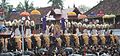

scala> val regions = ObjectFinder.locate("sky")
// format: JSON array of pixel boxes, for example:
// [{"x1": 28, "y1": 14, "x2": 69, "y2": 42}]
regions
[{"x1": 1, "y1": 0, "x2": 100, "y2": 8}]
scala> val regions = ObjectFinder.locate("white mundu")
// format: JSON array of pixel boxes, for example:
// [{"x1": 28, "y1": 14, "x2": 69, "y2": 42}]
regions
[
  {"x1": 87, "y1": 30, "x2": 91, "y2": 36},
  {"x1": 92, "y1": 29, "x2": 98, "y2": 35},
  {"x1": 45, "y1": 25, "x2": 50, "y2": 35},
  {"x1": 26, "y1": 29, "x2": 31, "y2": 36},
  {"x1": 15, "y1": 28, "x2": 21, "y2": 36}
]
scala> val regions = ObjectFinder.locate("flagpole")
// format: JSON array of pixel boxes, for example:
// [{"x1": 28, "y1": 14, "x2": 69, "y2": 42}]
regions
[{"x1": 21, "y1": 21, "x2": 25, "y2": 55}]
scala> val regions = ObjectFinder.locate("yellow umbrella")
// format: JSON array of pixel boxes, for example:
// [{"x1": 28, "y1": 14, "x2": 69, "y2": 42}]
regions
[
  {"x1": 102, "y1": 15, "x2": 110, "y2": 19},
  {"x1": 67, "y1": 12, "x2": 77, "y2": 16},
  {"x1": 31, "y1": 9, "x2": 41, "y2": 15},
  {"x1": 109, "y1": 14, "x2": 116, "y2": 18},
  {"x1": 102, "y1": 14, "x2": 116, "y2": 24}
]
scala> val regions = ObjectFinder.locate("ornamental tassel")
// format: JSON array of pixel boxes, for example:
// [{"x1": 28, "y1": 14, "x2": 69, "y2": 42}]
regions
[
  {"x1": 92, "y1": 34, "x2": 98, "y2": 45},
  {"x1": 34, "y1": 34, "x2": 41, "y2": 47},
  {"x1": 73, "y1": 34, "x2": 79, "y2": 47},
  {"x1": 25, "y1": 36, "x2": 32, "y2": 49},
  {"x1": 110, "y1": 34, "x2": 115, "y2": 44},
  {"x1": 65, "y1": 35, "x2": 70, "y2": 47},
  {"x1": 56, "y1": 38, "x2": 62, "y2": 47},
  {"x1": 101, "y1": 35, "x2": 106, "y2": 45},
  {"x1": 83, "y1": 33, "x2": 89, "y2": 45},
  {"x1": 15, "y1": 36, "x2": 22, "y2": 50},
  {"x1": 44, "y1": 35, "x2": 50, "y2": 47}
]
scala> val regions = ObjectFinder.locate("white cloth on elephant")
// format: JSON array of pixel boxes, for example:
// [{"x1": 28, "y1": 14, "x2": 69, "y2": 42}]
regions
[
  {"x1": 15, "y1": 28, "x2": 21, "y2": 36},
  {"x1": 26, "y1": 29, "x2": 31, "y2": 36}
]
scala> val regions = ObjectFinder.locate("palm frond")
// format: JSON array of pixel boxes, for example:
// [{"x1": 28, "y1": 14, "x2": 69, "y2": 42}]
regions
[
  {"x1": 16, "y1": 0, "x2": 34, "y2": 11},
  {"x1": 48, "y1": 0, "x2": 63, "y2": 8},
  {"x1": 2, "y1": 0, "x2": 6, "y2": 3},
  {"x1": 48, "y1": 0, "x2": 53, "y2": 4}
]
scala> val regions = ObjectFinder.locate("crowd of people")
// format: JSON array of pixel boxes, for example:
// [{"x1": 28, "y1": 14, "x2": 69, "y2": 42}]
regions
[{"x1": 0, "y1": 19, "x2": 120, "y2": 56}]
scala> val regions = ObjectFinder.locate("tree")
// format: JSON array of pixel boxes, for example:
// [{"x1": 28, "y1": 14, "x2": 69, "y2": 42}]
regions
[
  {"x1": 1, "y1": 0, "x2": 9, "y2": 9},
  {"x1": 48, "y1": 0, "x2": 63, "y2": 9},
  {"x1": 78, "y1": 5, "x2": 90, "y2": 13},
  {"x1": 0, "y1": 0, "x2": 12, "y2": 19},
  {"x1": 16, "y1": 0, "x2": 34, "y2": 11}
]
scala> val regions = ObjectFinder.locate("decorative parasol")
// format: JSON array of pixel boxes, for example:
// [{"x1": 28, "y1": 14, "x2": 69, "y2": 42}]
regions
[
  {"x1": 102, "y1": 15, "x2": 110, "y2": 19},
  {"x1": 78, "y1": 14, "x2": 87, "y2": 19},
  {"x1": 20, "y1": 11, "x2": 30, "y2": 16},
  {"x1": 31, "y1": 9, "x2": 41, "y2": 15},
  {"x1": 67, "y1": 12, "x2": 77, "y2": 16},
  {"x1": 109, "y1": 14, "x2": 116, "y2": 18},
  {"x1": 102, "y1": 14, "x2": 116, "y2": 24},
  {"x1": 97, "y1": 10, "x2": 104, "y2": 17}
]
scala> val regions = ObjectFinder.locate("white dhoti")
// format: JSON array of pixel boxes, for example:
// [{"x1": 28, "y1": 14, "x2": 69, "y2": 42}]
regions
[
  {"x1": 15, "y1": 28, "x2": 21, "y2": 36},
  {"x1": 26, "y1": 29, "x2": 31, "y2": 36}
]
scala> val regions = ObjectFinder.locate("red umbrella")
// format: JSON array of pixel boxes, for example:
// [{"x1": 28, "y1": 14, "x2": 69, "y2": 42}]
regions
[
  {"x1": 20, "y1": 11, "x2": 30, "y2": 16},
  {"x1": 97, "y1": 10, "x2": 104, "y2": 16},
  {"x1": 78, "y1": 14, "x2": 87, "y2": 19}
]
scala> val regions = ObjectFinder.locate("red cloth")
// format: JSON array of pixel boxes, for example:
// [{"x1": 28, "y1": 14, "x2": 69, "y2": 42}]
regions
[{"x1": 84, "y1": 46, "x2": 86, "y2": 56}]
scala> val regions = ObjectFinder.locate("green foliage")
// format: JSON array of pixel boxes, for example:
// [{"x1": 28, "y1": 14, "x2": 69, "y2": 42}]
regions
[
  {"x1": 78, "y1": 5, "x2": 90, "y2": 13},
  {"x1": 0, "y1": 0, "x2": 13, "y2": 19},
  {"x1": 16, "y1": 0, "x2": 34, "y2": 11},
  {"x1": 48, "y1": 0, "x2": 63, "y2": 9}
]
